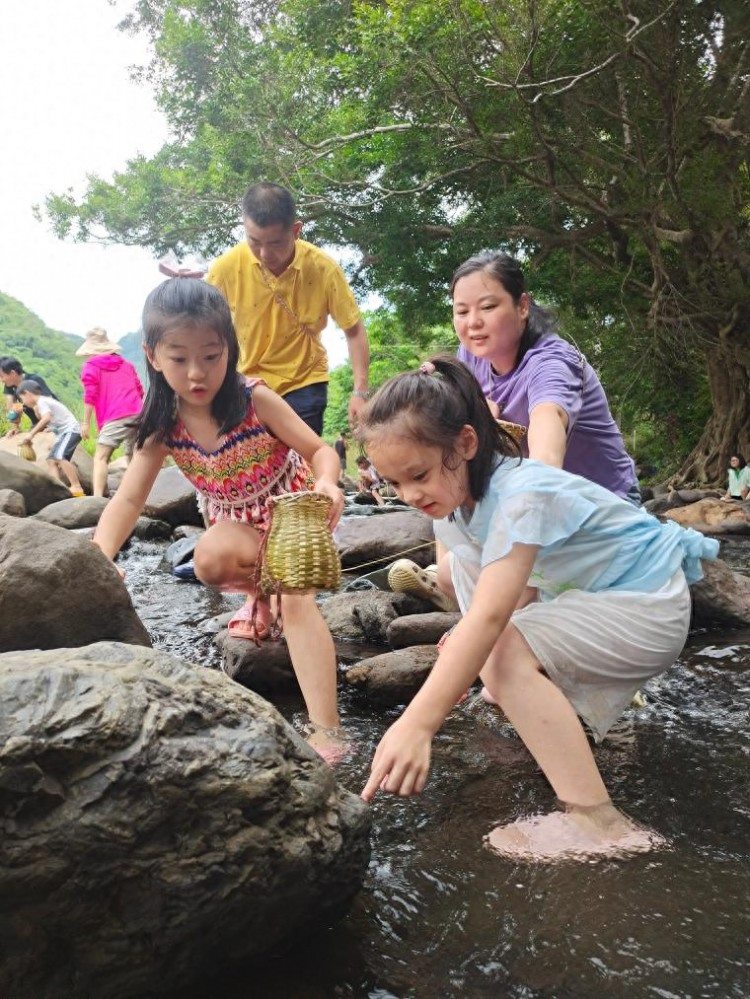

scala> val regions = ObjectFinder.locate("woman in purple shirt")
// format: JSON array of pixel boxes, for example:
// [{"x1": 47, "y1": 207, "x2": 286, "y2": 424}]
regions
[{"x1": 452, "y1": 251, "x2": 639, "y2": 503}]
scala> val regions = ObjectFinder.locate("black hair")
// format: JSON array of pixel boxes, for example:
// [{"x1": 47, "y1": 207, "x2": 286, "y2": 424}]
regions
[
  {"x1": 0, "y1": 357, "x2": 24, "y2": 376},
  {"x1": 359, "y1": 354, "x2": 520, "y2": 504},
  {"x1": 17, "y1": 379, "x2": 43, "y2": 396},
  {"x1": 730, "y1": 454, "x2": 747, "y2": 469},
  {"x1": 241, "y1": 182, "x2": 296, "y2": 229},
  {"x1": 450, "y1": 251, "x2": 557, "y2": 365},
  {"x1": 135, "y1": 278, "x2": 246, "y2": 448}
]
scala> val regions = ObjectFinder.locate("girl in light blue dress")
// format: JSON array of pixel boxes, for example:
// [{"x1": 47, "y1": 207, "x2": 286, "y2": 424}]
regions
[{"x1": 359, "y1": 355, "x2": 718, "y2": 862}]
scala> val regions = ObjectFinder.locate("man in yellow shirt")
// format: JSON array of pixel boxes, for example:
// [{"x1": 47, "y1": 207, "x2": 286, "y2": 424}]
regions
[{"x1": 206, "y1": 183, "x2": 370, "y2": 433}]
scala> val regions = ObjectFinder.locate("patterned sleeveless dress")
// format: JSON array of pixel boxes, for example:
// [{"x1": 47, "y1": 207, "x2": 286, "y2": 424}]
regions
[{"x1": 167, "y1": 378, "x2": 314, "y2": 530}]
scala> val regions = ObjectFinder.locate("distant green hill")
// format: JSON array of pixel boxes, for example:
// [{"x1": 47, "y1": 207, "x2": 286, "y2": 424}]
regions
[
  {"x1": 0, "y1": 292, "x2": 84, "y2": 415},
  {"x1": 118, "y1": 330, "x2": 148, "y2": 383}
]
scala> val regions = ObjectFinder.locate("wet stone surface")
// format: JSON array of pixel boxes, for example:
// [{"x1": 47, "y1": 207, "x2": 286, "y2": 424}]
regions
[{"x1": 121, "y1": 537, "x2": 750, "y2": 999}]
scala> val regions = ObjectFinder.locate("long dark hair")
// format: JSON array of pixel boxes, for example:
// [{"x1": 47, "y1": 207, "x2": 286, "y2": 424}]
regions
[
  {"x1": 134, "y1": 278, "x2": 246, "y2": 447},
  {"x1": 359, "y1": 354, "x2": 520, "y2": 505},
  {"x1": 450, "y1": 251, "x2": 557, "y2": 365},
  {"x1": 730, "y1": 454, "x2": 747, "y2": 469}
]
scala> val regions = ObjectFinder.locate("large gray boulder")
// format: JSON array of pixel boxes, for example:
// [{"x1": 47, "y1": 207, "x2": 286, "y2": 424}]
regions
[
  {"x1": 143, "y1": 465, "x2": 204, "y2": 527},
  {"x1": 0, "y1": 515, "x2": 150, "y2": 651},
  {"x1": 0, "y1": 451, "x2": 70, "y2": 513},
  {"x1": 0, "y1": 642, "x2": 370, "y2": 998},
  {"x1": 334, "y1": 509, "x2": 434, "y2": 570}
]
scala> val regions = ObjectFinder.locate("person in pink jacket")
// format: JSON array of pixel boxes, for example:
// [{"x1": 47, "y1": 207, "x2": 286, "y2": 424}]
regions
[{"x1": 76, "y1": 327, "x2": 144, "y2": 496}]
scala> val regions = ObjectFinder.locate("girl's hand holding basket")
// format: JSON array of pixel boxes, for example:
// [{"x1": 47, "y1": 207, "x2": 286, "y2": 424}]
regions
[{"x1": 313, "y1": 476, "x2": 345, "y2": 529}]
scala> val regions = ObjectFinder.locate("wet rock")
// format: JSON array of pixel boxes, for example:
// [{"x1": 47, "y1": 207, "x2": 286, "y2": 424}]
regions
[
  {"x1": 131, "y1": 517, "x2": 173, "y2": 541},
  {"x1": 691, "y1": 558, "x2": 750, "y2": 628},
  {"x1": 665, "y1": 499, "x2": 750, "y2": 535},
  {"x1": 33, "y1": 495, "x2": 109, "y2": 529},
  {"x1": 387, "y1": 612, "x2": 461, "y2": 649},
  {"x1": 0, "y1": 642, "x2": 370, "y2": 999},
  {"x1": 345, "y1": 645, "x2": 438, "y2": 705},
  {"x1": 0, "y1": 451, "x2": 70, "y2": 513},
  {"x1": 173, "y1": 524, "x2": 205, "y2": 540},
  {"x1": 143, "y1": 465, "x2": 204, "y2": 527},
  {"x1": 334, "y1": 509, "x2": 434, "y2": 570},
  {"x1": 214, "y1": 627, "x2": 297, "y2": 692},
  {"x1": 165, "y1": 533, "x2": 200, "y2": 567},
  {"x1": 0, "y1": 515, "x2": 151, "y2": 652},
  {"x1": 0, "y1": 488, "x2": 25, "y2": 517},
  {"x1": 320, "y1": 590, "x2": 432, "y2": 644},
  {"x1": 644, "y1": 488, "x2": 722, "y2": 516}
]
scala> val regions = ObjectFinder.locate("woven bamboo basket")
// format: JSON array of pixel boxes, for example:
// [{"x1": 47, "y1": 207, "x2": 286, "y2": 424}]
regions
[
  {"x1": 260, "y1": 491, "x2": 341, "y2": 595},
  {"x1": 497, "y1": 419, "x2": 527, "y2": 445},
  {"x1": 17, "y1": 442, "x2": 36, "y2": 462}
]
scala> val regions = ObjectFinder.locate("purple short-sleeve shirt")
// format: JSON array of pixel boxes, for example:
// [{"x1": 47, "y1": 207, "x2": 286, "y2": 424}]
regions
[{"x1": 457, "y1": 335, "x2": 637, "y2": 499}]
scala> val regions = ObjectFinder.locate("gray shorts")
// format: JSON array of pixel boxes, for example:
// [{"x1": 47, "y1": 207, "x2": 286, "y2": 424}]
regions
[
  {"x1": 98, "y1": 417, "x2": 137, "y2": 453},
  {"x1": 449, "y1": 553, "x2": 691, "y2": 741}
]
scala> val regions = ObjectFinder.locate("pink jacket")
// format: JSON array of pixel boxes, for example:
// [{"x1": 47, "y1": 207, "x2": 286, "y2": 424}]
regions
[{"x1": 80, "y1": 355, "x2": 144, "y2": 428}]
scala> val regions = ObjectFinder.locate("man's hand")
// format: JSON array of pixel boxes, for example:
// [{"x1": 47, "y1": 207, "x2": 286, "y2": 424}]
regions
[
  {"x1": 361, "y1": 716, "x2": 433, "y2": 802},
  {"x1": 348, "y1": 392, "x2": 367, "y2": 427}
]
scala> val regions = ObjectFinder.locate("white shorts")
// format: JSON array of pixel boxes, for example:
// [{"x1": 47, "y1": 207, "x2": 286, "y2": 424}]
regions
[{"x1": 449, "y1": 555, "x2": 691, "y2": 741}]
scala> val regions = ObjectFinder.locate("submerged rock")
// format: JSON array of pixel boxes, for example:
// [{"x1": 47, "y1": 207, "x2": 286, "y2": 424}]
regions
[
  {"x1": 0, "y1": 642, "x2": 371, "y2": 999},
  {"x1": 0, "y1": 515, "x2": 151, "y2": 652},
  {"x1": 345, "y1": 645, "x2": 439, "y2": 705}
]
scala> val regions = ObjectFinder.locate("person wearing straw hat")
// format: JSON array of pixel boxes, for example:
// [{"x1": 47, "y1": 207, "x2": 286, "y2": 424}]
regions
[{"x1": 76, "y1": 327, "x2": 144, "y2": 497}]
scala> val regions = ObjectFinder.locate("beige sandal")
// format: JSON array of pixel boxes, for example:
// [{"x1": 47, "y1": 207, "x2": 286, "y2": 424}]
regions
[{"x1": 387, "y1": 559, "x2": 458, "y2": 612}]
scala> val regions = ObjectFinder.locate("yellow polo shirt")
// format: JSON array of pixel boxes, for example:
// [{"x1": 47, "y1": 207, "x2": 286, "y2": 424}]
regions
[{"x1": 206, "y1": 239, "x2": 361, "y2": 396}]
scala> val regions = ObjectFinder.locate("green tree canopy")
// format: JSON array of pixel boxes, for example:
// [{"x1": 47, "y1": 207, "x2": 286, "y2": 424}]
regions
[{"x1": 45, "y1": 0, "x2": 750, "y2": 482}]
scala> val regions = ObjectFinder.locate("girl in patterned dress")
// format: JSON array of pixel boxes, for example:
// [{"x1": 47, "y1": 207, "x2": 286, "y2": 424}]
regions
[{"x1": 93, "y1": 278, "x2": 347, "y2": 761}]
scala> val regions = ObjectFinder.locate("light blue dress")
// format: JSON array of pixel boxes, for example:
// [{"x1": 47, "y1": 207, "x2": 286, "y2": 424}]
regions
[{"x1": 435, "y1": 459, "x2": 719, "y2": 739}]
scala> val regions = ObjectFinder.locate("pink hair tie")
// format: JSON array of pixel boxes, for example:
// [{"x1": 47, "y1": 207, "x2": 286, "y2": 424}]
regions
[{"x1": 419, "y1": 361, "x2": 436, "y2": 375}]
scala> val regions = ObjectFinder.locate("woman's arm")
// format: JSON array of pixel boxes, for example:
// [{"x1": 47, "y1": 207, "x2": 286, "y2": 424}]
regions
[
  {"x1": 526, "y1": 402, "x2": 569, "y2": 468},
  {"x1": 252, "y1": 384, "x2": 344, "y2": 526},
  {"x1": 362, "y1": 542, "x2": 539, "y2": 800},
  {"x1": 92, "y1": 439, "x2": 168, "y2": 559}
]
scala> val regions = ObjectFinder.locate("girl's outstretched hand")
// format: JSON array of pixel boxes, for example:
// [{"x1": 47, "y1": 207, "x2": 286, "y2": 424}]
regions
[
  {"x1": 314, "y1": 478, "x2": 345, "y2": 528},
  {"x1": 361, "y1": 717, "x2": 433, "y2": 802}
]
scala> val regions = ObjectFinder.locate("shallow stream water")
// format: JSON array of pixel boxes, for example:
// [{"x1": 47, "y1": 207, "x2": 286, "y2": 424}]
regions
[{"x1": 120, "y1": 536, "x2": 750, "y2": 999}]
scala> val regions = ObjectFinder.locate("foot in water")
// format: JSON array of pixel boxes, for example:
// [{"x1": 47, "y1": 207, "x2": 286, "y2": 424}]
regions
[
  {"x1": 485, "y1": 800, "x2": 666, "y2": 862},
  {"x1": 305, "y1": 723, "x2": 353, "y2": 766},
  {"x1": 227, "y1": 598, "x2": 273, "y2": 642}
]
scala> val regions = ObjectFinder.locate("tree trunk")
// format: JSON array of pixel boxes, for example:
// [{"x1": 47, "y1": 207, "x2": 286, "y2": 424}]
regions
[{"x1": 670, "y1": 340, "x2": 750, "y2": 487}]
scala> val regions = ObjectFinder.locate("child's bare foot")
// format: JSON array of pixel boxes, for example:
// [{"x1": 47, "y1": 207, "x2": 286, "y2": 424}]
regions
[
  {"x1": 228, "y1": 598, "x2": 273, "y2": 642},
  {"x1": 485, "y1": 800, "x2": 666, "y2": 863},
  {"x1": 304, "y1": 723, "x2": 353, "y2": 766}
]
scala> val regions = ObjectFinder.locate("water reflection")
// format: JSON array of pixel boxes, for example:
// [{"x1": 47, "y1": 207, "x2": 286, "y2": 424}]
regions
[{"x1": 122, "y1": 537, "x2": 750, "y2": 998}]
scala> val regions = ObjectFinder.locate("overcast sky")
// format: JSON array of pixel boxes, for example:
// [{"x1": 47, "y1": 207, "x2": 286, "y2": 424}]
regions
[{"x1": 0, "y1": 0, "x2": 350, "y2": 364}]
